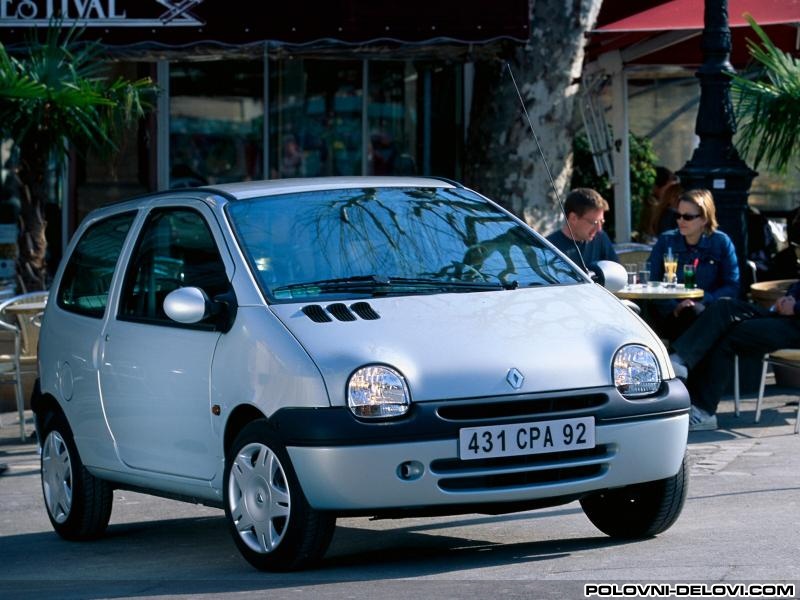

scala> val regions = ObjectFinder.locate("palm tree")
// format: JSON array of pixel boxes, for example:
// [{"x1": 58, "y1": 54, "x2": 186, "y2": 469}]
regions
[
  {"x1": 0, "y1": 25, "x2": 156, "y2": 291},
  {"x1": 731, "y1": 15, "x2": 800, "y2": 174}
]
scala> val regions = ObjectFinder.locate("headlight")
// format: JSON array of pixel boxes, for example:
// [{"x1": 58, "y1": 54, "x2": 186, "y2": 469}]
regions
[
  {"x1": 347, "y1": 365, "x2": 410, "y2": 418},
  {"x1": 613, "y1": 344, "x2": 661, "y2": 397}
]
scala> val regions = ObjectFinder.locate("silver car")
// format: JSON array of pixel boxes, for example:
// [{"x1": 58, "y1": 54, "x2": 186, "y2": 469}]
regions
[{"x1": 34, "y1": 176, "x2": 689, "y2": 571}]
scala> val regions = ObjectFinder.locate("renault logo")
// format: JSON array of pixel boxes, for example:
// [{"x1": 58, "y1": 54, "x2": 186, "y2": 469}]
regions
[{"x1": 506, "y1": 368, "x2": 524, "y2": 390}]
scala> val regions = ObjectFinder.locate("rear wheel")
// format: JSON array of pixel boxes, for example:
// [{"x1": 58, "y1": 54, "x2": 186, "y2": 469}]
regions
[
  {"x1": 40, "y1": 413, "x2": 113, "y2": 540},
  {"x1": 224, "y1": 420, "x2": 336, "y2": 571},
  {"x1": 580, "y1": 452, "x2": 688, "y2": 538}
]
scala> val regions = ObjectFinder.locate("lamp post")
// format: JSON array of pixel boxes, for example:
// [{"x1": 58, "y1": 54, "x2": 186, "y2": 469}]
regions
[{"x1": 676, "y1": 0, "x2": 756, "y2": 270}]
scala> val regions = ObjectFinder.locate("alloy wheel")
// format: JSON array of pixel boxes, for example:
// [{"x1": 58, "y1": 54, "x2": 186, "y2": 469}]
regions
[
  {"x1": 42, "y1": 430, "x2": 73, "y2": 524},
  {"x1": 228, "y1": 442, "x2": 291, "y2": 553}
]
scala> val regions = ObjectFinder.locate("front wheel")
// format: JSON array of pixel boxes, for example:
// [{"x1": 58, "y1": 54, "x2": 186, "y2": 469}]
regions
[
  {"x1": 224, "y1": 420, "x2": 336, "y2": 571},
  {"x1": 40, "y1": 413, "x2": 113, "y2": 540},
  {"x1": 580, "y1": 452, "x2": 688, "y2": 539}
]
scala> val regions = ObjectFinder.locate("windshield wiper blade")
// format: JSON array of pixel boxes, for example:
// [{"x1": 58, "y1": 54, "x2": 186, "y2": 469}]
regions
[
  {"x1": 385, "y1": 276, "x2": 512, "y2": 291},
  {"x1": 273, "y1": 274, "x2": 516, "y2": 295},
  {"x1": 272, "y1": 275, "x2": 390, "y2": 294}
]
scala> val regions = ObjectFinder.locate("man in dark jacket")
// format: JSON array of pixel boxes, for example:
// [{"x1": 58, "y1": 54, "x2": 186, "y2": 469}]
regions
[{"x1": 670, "y1": 280, "x2": 800, "y2": 431}]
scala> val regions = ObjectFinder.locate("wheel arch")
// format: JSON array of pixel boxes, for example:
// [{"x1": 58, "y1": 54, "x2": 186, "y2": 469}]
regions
[
  {"x1": 224, "y1": 404, "x2": 268, "y2": 456},
  {"x1": 30, "y1": 379, "x2": 68, "y2": 439}
]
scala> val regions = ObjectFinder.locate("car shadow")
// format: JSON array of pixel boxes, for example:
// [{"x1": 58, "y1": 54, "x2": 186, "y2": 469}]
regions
[{"x1": 2, "y1": 508, "x2": 643, "y2": 598}]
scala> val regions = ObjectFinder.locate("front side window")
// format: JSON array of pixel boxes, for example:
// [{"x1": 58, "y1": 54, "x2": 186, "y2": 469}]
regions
[
  {"x1": 119, "y1": 208, "x2": 228, "y2": 325},
  {"x1": 227, "y1": 187, "x2": 584, "y2": 303},
  {"x1": 57, "y1": 212, "x2": 136, "y2": 318}
]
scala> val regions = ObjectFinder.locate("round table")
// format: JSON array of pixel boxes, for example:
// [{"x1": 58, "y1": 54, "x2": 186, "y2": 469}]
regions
[{"x1": 614, "y1": 283, "x2": 704, "y2": 301}]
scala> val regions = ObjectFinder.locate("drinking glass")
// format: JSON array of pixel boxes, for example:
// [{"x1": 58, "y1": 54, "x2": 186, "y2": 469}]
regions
[
  {"x1": 683, "y1": 264, "x2": 696, "y2": 289},
  {"x1": 663, "y1": 253, "x2": 678, "y2": 286},
  {"x1": 638, "y1": 265, "x2": 650, "y2": 286},
  {"x1": 625, "y1": 263, "x2": 638, "y2": 286}
]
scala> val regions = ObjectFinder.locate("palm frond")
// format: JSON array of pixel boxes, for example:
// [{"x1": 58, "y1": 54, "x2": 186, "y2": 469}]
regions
[
  {"x1": 0, "y1": 22, "x2": 158, "y2": 157},
  {"x1": 731, "y1": 15, "x2": 800, "y2": 172}
]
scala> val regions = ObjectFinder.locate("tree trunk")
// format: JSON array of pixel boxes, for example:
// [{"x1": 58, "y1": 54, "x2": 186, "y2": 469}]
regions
[
  {"x1": 16, "y1": 137, "x2": 50, "y2": 292},
  {"x1": 465, "y1": 0, "x2": 603, "y2": 234}
]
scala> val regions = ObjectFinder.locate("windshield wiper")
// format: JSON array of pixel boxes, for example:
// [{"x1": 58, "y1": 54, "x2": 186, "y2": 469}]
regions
[
  {"x1": 272, "y1": 274, "x2": 516, "y2": 295},
  {"x1": 387, "y1": 276, "x2": 516, "y2": 291}
]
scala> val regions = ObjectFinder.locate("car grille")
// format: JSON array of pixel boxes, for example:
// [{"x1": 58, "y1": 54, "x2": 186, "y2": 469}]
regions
[
  {"x1": 431, "y1": 444, "x2": 613, "y2": 492},
  {"x1": 436, "y1": 394, "x2": 607, "y2": 422}
]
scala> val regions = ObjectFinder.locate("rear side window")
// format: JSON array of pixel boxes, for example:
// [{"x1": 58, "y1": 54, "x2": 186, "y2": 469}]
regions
[
  {"x1": 119, "y1": 208, "x2": 229, "y2": 325},
  {"x1": 57, "y1": 212, "x2": 136, "y2": 318}
]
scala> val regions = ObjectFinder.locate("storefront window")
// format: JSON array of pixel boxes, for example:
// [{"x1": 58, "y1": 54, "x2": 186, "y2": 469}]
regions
[
  {"x1": 368, "y1": 62, "x2": 418, "y2": 176},
  {"x1": 270, "y1": 59, "x2": 363, "y2": 178},
  {"x1": 170, "y1": 60, "x2": 264, "y2": 187}
]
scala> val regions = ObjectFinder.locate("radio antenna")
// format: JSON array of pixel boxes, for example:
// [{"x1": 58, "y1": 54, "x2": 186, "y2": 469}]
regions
[{"x1": 505, "y1": 62, "x2": 589, "y2": 273}]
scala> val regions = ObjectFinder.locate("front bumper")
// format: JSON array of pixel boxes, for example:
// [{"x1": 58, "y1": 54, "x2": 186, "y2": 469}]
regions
[{"x1": 286, "y1": 406, "x2": 688, "y2": 511}]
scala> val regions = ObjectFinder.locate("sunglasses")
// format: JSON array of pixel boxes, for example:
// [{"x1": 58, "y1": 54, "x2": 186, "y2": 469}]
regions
[{"x1": 676, "y1": 213, "x2": 702, "y2": 221}]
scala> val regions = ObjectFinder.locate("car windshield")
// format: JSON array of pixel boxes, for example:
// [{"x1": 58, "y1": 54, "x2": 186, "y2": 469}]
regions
[{"x1": 226, "y1": 186, "x2": 584, "y2": 302}]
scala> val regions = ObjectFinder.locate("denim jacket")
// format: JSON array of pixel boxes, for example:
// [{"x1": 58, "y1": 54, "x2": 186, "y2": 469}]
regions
[{"x1": 648, "y1": 229, "x2": 740, "y2": 305}]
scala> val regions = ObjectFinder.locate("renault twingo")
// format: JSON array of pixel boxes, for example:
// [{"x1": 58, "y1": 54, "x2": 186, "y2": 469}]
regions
[{"x1": 34, "y1": 177, "x2": 689, "y2": 570}]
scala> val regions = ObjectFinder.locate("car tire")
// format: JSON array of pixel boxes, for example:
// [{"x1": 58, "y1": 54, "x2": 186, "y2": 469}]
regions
[
  {"x1": 224, "y1": 420, "x2": 336, "y2": 571},
  {"x1": 580, "y1": 451, "x2": 688, "y2": 539},
  {"x1": 40, "y1": 413, "x2": 113, "y2": 540}
]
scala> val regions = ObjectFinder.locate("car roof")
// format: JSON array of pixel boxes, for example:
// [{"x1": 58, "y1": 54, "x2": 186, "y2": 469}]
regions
[{"x1": 202, "y1": 176, "x2": 460, "y2": 200}]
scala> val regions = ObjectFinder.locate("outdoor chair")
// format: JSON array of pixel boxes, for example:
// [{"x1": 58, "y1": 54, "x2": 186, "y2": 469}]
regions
[
  {"x1": 734, "y1": 351, "x2": 800, "y2": 434},
  {"x1": 0, "y1": 291, "x2": 49, "y2": 441}
]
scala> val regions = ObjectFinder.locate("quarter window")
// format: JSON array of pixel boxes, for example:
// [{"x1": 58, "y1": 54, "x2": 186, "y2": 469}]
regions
[
  {"x1": 119, "y1": 209, "x2": 229, "y2": 324},
  {"x1": 56, "y1": 212, "x2": 136, "y2": 318}
]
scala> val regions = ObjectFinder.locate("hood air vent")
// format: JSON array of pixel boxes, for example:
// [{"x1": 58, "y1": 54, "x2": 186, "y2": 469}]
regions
[
  {"x1": 327, "y1": 303, "x2": 357, "y2": 321},
  {"x1": 301, "y1": 302, "x2": 381, "y2": 323},
  {"x1": 302, "y1": 305, "x2": 332, "y2": 323},
  {"x1": 351, "y1": 302, "x2": 380, "y2": 320}
]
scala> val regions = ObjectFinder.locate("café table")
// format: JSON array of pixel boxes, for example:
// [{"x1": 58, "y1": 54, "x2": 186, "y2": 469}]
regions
[
  {"x1": 614, "y1": 283, "x2": 704, "y2": 301},
  {"x1": 613, "y1": 283, "x2": 704, "y2": 329},
  {"x1": 5, "y1": 301, "x2": 47, "y2": 316}
]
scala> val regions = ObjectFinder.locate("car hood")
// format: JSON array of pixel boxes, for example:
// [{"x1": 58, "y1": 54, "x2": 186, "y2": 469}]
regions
[{"x1": 269, "y1": 284, "x2": 667, "y2": 406}]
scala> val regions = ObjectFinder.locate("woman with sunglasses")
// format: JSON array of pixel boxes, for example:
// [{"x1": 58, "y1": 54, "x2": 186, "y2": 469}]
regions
[{"x1": 647, "y1": 188, "x2": 740, "y2": 341}]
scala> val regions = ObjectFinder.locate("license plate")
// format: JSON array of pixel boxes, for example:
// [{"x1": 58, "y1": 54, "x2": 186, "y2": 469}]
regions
[{"x1": 458, "y1": 416, "x2": 595, "y2": 460}]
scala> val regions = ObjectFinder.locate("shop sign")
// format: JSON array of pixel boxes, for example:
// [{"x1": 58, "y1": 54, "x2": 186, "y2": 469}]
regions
[
  {"x1": 0, "y1": 0, "x2": 204, "y2": 27},
  {"x1": 0, "y1": 0, "x2": 528, "y2": 47}
]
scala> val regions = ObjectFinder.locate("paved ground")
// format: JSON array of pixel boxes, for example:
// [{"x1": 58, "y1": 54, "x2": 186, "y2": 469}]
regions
[{"x1": 1, "y1": 387, "x2": 799, "y2": 599}]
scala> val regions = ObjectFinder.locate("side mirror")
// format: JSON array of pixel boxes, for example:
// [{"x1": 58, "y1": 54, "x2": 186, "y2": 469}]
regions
[
  {"x1": 589, "y1": 260, "x2": 627, "y2": 293},
  {"x1": 164, "y1": 287, "x2": 212, "y2": 324},
  {"x1": 164, "y1": 286, "x2": 237, "y2": 331}
]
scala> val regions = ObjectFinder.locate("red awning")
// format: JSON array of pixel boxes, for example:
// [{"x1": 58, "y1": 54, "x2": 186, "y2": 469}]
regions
[
  {"x1": 587, "y1": 0, "x2": 800, "y2": 68},
  {"x1": 596, "y1": 0, "x2": 800, "y2": 33}
]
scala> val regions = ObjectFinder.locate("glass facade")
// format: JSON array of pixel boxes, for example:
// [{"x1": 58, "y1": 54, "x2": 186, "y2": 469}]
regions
[
  {"x1": 269, "y1": 59, "x2": 364, "y2": 178},
  {"x1": 367, "y1": 62, "x2": 418, "y2": 176},
  {"x1": 167, "y1": 56, "x2": 462, "y2": 190},
  {"x1": 170, "y1": 60, "x2": 265, "y2": 187}
]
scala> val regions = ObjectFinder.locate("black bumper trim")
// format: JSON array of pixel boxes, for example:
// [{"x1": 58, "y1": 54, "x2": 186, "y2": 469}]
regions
[{"x1": 269, "y1": 379, "x2": 690, "y2": 447}]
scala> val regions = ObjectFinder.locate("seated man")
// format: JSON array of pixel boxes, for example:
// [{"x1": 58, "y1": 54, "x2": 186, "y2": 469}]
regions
[
  {"x1": 547, "y1": 188, "x2": 619, "y2": 271},
  {"x1": 669, "y1": 280, "x2": 800, "y2": 431}
]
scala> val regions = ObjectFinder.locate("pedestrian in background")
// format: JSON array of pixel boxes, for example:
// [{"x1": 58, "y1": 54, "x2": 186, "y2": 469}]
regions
[
  {"x1": 651, "y1": 181, "x2": 683, "y2": 236},
  {"x1": 638, "y1": 166, "x2": 677, "y2": 243}
]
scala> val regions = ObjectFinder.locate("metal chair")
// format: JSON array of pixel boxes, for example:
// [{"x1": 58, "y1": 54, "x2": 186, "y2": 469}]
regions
[
  {"x1": 0, "y1": 291, "x2": 48, "y2": 440},
  {"x1": 755, "y1": 350, "x2": 800, "y2": 434},
  {"x1": 734, "y1": 351, "x2": 800, "y2": 434}
]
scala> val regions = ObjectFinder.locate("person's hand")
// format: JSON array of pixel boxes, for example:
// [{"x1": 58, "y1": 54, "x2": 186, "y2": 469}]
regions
[{"x1": 773, "y1": 295, "x2": 796, "y2": 316}]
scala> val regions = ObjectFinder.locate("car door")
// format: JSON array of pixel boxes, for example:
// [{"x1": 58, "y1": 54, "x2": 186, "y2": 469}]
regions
[
  {"x1": 42, "y1": 211, "x2": 138, "y2": 462},
  {"x1": 99, "y1": 203, "x2": 233, "y2": 480}
]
